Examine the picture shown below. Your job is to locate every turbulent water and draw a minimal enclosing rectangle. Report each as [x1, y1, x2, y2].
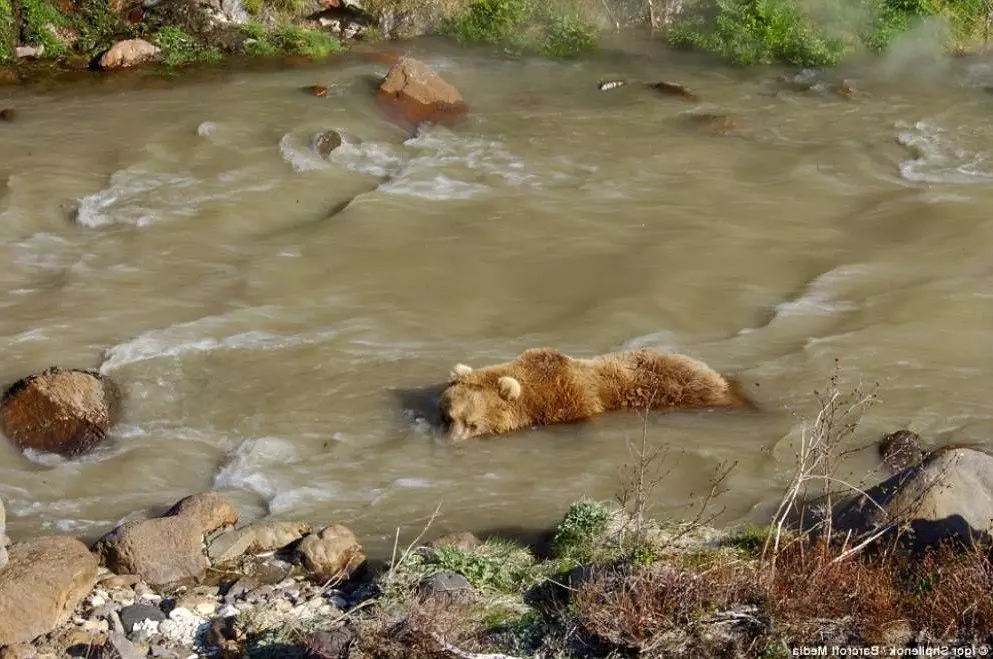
[2, 34, 993, 558]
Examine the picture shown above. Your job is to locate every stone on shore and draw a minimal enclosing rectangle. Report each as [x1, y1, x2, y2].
[208, 521, 313, 565]
[377, 56, 468, 127]
[94, 492, 238, 587]
[296, 525, 365, 582]
[1, 367, 121, 458]
[834, 446, 993, 548]
[0, 536, 99, 645]
[98, 39, 161, 70]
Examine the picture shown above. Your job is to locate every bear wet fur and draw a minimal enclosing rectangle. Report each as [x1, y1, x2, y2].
[439, 348, 747, 440]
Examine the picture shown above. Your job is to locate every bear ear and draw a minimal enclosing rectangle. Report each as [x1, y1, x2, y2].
[450, 363, 473, 381]
[498, 376, 522, 401]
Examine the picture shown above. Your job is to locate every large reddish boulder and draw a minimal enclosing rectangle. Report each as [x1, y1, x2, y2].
[1, 367, 121, 457]
[377, 56, 468, 128]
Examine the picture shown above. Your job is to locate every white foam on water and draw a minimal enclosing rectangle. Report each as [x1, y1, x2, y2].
[99, 306, 341, 373]
[285, 124, 591, 201]
[897, 120, 993, 184]
[197, 121, 218, 138]
[75, 166, 276, 228]
[212, 437, 342, 515]
[771, 265, 866, 320]
[392, 477, 432, 489]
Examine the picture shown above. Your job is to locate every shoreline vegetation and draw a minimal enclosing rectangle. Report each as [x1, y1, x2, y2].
[1, 0, 992, 81]
[2, 371, 993, 657]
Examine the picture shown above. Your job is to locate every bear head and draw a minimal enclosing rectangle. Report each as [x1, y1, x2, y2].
[438, 363, 523, 440]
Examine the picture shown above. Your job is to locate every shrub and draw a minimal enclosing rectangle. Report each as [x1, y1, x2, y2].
[441, 0, 599, 57]
[20, 0, 73, 57]
[241, 23, 343, 58]
[0, 0, 13, 64]
[153, 26, 221, 67]
[668, 0, 848, 66]
[551, 499, 611, 563]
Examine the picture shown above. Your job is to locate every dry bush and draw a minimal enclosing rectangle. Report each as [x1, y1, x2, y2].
[903, 541, 993, 642]
[573, 556, 765, 656]
[765, 539, 903, 643]
[355, 594, 491, 659]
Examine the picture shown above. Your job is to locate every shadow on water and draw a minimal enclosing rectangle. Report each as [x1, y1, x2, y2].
[390, 382, 448, 430]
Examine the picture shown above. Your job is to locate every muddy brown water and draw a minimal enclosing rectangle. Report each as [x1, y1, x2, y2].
[1, 34, 993, 559]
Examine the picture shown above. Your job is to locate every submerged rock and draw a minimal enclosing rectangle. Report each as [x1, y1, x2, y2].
[0, 108, 15, 122]
[652, 80, 699, 101]
[0, 536, 99, 645]
[311, 130, 343, 159]
[0, 367, 121, 457]
[835, 446, 993, 548]
[98, 39, 161, 70]
[307, 84, 329, 97]
[377, 56, 468, 128]
[687, 113, 738, 135]
[296, 525, 365, 583]
[95, 492, 238, 587]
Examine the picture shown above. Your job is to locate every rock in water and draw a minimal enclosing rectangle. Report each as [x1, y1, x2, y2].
[0, 536, 99, 645]
[834, 446, 993, 549]
[296, 525, 365, 583]
[98, 39, 161, 70]
[878, 429, 924, 473]
[0, 367, 121, 457]
[377, 56, 468, 128]
[312, 131, 343, 159]
[0, 108, 15, 122]
[652, 80, 699, 101]
[94, 492, 238, 587]
[307, 85, 328, 97]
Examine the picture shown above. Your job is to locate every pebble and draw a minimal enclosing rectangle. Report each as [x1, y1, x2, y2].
[275, 599, 293, 613]
[88, 594, 107, 608]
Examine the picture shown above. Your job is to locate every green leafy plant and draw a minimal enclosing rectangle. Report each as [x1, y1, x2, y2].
[20, 0, 73, 57]
[441, 0, 599, 57]
[551, 499, 611, 563]
[153, 26, 220, 67]
[0, 0, 13, 64]
[432, 538, 538, 594]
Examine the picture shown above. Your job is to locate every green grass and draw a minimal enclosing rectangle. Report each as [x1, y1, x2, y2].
[441, 0, 599, 57]
[0, 0, 13, 64]
[153, 26, 221, 67]
[20, 0, 73, 57]
[668, 0, 993, 65]
[241, 22, 343, 58]
[432, 538, 540, 594]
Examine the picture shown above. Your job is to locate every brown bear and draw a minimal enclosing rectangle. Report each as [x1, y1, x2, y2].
[439, 347, 747, 440]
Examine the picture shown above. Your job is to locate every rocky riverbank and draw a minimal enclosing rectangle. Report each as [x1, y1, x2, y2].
[2, 428, 993, 657]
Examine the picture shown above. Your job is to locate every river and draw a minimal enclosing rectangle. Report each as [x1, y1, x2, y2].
[1, 33, 992, 558]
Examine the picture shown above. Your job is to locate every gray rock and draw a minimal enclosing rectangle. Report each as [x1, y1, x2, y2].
[307, 627, 356, 659]
[108, 631, 145, 659]
[879, 429, 925, 473]
[119, 603, 166, 633]
[207, 521, 312, 565]
[311, 131, 343, 159]
[834, 446, 993, 548]
[419, 571, 474, 601]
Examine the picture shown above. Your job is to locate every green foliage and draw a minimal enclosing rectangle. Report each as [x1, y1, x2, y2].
[153, 26, 221, 67]
[241, 23, 343, 58]
[724, 524, 774, 557]
[668, 0, 847, 66]
[0, 0, 13, 64]
[670, 0, 993, 65]
[441, 0, 599, 58]
[20, 0, 72, 57]
[71, 0, 134, 55]
[551, 499, 611, 563]
[432, 538, 539, 594]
